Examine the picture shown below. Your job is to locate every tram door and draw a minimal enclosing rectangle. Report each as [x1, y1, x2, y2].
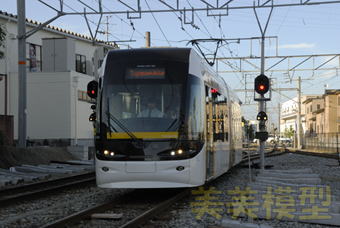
[205, 86, 214, 180]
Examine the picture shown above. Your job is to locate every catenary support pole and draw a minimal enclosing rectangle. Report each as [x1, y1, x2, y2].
[254, 6, 273, 171]
[259, 34, 265, 171]
[146, 31, 151, 48]
[17, 0, 27, 148]
[297, 76, 302, 149]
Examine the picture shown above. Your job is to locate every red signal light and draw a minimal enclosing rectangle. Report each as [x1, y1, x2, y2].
[254, 74, 270, 95]
[259, 85, 265, 91]
[87, 80, 98, 99]
[211, 88, 218, 94]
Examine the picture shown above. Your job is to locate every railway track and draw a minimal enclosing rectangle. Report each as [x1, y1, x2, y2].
[3, 149, 337, 227]
[241, 147, 287, 163]
[42, 189, 190, 228]
[0, 172, 95, 207]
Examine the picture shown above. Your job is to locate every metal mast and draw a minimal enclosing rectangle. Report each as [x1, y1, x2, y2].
[17, 0, 27, 148]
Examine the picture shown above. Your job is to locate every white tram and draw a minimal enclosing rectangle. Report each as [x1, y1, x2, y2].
[90, 48, 243, 188]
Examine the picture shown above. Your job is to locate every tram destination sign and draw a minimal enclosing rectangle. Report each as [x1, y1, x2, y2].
[126, 67, 165, 79]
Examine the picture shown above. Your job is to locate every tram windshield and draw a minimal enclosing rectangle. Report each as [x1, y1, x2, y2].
[101, 60, 188, 139]
[103, 83, 182, 132]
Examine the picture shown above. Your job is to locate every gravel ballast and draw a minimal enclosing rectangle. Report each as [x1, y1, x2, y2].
[158, 152, 340, 228]
[1, 152, 339, 228]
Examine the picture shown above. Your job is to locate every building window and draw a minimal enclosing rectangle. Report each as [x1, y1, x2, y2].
[338, 96, 340, 105]
[76, 54, 86, 74]
[26, 43, 42, 72]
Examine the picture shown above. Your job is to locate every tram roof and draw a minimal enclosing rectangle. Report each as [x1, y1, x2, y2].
[107, 48, 192, 63]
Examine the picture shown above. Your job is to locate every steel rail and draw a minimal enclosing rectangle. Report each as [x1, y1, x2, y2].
[119, 189, 190, 228]
[0, 172, 95, 207]
[42, 189, 189, 228]
[41, 199, 115, 228]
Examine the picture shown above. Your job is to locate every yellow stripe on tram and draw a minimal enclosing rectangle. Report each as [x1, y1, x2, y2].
[106, 132, 179, 139]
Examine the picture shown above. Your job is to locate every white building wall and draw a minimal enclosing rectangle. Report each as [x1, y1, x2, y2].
[70, 71, 95, 145]
[28, 72, 72, 139]
[0, 14, 112, 146]
[3, 71, 94, 144]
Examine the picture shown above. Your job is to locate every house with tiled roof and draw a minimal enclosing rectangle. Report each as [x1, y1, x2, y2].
[0, 11, 117, 157]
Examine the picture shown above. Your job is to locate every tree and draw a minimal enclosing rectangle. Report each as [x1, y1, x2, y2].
[0, 24, 6, 59]
[242, 117, 255, 141]
[284, 126, 294, 138]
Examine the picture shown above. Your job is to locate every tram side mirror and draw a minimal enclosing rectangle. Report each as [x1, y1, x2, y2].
[87, 80, 98, 99]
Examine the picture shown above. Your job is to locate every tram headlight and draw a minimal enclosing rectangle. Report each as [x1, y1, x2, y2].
[103, 149, 115, 156]
[177, 149, 183, 155]
[170, 151, 176, 156]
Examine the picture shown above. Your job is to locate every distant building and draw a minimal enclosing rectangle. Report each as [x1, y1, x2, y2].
[0, 11, 117, 149]
[280, 95, 318, 136]
[304, 89, 340, 134]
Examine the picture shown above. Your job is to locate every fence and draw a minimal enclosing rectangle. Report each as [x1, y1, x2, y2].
[299, 133, 340, 154]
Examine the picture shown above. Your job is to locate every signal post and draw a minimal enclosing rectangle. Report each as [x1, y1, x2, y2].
[254, 75, 270, 171]
[253, 6, 273, 171]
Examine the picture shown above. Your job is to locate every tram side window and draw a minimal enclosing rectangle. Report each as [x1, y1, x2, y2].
[212, 90, 228, 142]
[186, 79, 204, 140]
[205, 86, 211, 141]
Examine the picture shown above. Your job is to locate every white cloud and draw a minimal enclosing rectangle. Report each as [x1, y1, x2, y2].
[278, 43, 316, 49]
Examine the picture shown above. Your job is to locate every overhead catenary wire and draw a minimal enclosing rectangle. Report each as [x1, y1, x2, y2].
[92, 0, 148, 45]
[144, 0, 171, 46]
[61, 0, 121, 41]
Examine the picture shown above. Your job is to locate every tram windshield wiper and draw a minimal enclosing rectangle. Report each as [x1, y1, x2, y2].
[106, 112, 143, 147]
[165, 118, 178, 132]
[106, 99, 143, 148]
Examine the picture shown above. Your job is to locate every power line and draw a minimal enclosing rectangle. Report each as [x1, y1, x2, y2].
[61, 0, 121, 41]
[144, 0, 171, 46]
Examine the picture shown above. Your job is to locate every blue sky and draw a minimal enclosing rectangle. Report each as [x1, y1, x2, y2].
[1, 0, 340, 125]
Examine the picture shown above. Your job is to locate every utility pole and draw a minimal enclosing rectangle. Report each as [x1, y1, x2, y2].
[105, 16, 109, 42]
[146, 31, 151, 48]
[278, 102, 281, 137]
[73, 76, 79, 146]
[17, 0, 27, 148]
[297, 76, 302, 149]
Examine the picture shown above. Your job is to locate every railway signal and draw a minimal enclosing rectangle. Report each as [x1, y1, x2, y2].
[87, 80, 98, 99]
[256, 111, 268, 121]
[254, 74, 271, 101]
[254, 74, 269, 95]
[89, 112, 96, 122]
[88, 81, 98, 122]
[256, 111, 268, 141]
